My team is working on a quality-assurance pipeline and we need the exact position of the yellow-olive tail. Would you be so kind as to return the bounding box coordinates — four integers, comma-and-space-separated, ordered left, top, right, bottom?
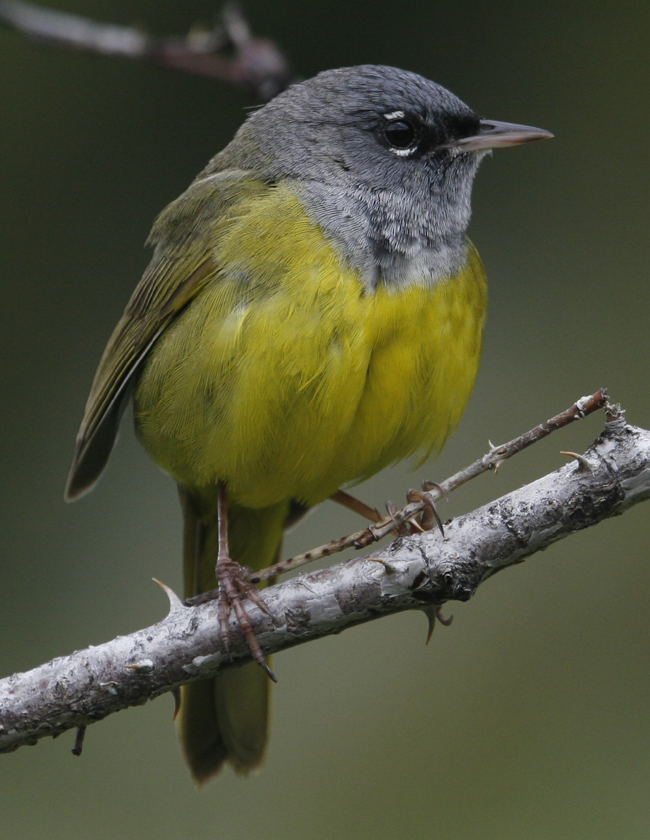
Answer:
177, 488, 289, 785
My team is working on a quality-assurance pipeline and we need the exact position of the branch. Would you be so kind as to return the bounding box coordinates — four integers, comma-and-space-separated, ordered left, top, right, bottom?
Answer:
0, 0, 292, 100
2, 409, 649, 755
248, 389, 608, 583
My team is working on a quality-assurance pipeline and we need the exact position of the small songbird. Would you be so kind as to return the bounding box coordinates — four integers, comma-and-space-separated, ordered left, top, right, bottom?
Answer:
65, 65, 551, 784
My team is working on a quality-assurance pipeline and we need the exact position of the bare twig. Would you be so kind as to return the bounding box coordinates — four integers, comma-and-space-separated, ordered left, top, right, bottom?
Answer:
0, 0, 292, 100
248, 389, 609, 583
1, 408, 648, 755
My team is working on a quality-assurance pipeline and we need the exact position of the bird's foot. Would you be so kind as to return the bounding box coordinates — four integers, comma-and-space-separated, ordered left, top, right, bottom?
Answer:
215, 554, 277, 682
407, 482, 446, 536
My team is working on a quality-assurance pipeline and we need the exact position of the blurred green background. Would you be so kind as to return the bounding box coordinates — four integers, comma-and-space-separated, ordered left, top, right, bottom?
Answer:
1, 1, 649, 838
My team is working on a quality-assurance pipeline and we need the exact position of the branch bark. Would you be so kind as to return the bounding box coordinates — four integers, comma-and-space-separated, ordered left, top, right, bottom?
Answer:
0, 1, 292, 100
1, 411, 649, 756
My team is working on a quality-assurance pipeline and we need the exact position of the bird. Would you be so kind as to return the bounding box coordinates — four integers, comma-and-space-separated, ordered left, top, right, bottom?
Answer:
65, 65, 551, 784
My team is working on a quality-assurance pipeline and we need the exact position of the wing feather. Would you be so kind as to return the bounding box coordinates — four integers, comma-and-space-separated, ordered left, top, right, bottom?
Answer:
65, 171, 267, 500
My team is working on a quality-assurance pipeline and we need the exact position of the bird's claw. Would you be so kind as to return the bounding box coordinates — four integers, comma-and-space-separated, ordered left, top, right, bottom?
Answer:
216, 556, 277, 682
407, 486, 445, 536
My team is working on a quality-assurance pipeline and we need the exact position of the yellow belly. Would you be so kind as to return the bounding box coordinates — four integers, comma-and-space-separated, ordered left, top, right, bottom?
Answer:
134, 186, 487, 509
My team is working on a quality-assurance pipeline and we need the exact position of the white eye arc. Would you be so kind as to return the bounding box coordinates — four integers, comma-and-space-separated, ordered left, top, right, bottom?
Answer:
390, 146, 414, 157
382, 115, 418, 155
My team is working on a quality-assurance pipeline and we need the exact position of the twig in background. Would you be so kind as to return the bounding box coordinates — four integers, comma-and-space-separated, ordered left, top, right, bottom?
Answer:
0, 0, 292, 100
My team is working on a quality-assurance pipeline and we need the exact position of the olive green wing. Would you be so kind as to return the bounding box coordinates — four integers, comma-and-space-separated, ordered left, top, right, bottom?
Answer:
65, 171, 266, 501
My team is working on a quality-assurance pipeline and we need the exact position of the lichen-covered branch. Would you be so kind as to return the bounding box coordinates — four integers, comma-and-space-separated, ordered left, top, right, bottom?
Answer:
1, 412, 649, 756
0, 1, 291, 100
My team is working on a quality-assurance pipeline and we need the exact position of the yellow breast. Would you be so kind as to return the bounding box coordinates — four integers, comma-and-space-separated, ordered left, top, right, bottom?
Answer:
134, 184, 487, 508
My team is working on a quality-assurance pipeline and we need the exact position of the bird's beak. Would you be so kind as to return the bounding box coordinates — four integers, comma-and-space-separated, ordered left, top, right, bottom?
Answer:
453, 120, 553, 152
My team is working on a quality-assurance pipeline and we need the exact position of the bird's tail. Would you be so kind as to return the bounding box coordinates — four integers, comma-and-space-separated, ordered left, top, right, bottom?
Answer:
177, 488, 289, 785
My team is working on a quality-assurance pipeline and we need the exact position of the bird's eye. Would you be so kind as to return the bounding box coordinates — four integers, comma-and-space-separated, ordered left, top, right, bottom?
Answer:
383, 118, 417, 150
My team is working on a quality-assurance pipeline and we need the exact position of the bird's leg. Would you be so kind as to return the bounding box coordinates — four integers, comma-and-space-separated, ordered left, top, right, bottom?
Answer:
332, 489, 406, 535
331, 489, 383, 523
213, 482, 276, 681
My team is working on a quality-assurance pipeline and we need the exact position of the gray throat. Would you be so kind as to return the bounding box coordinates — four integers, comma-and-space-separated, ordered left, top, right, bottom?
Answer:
292, 154, 483, 291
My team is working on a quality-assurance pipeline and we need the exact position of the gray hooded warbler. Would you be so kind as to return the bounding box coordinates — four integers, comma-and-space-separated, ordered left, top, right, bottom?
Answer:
66, 65, 552, 783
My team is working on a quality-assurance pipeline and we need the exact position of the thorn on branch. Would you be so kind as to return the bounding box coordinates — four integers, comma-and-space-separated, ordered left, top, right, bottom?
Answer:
124, 660, 155, 673
152, 578, 185, 615
422, 605, 453, 644
71, 724, 86, 756
3, 403, 650, 757
171, 688, 182, 721
366, 556, 398, 574
246, 390, 611, 585
560, 451, 593, 473
486, 440, 507, 472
